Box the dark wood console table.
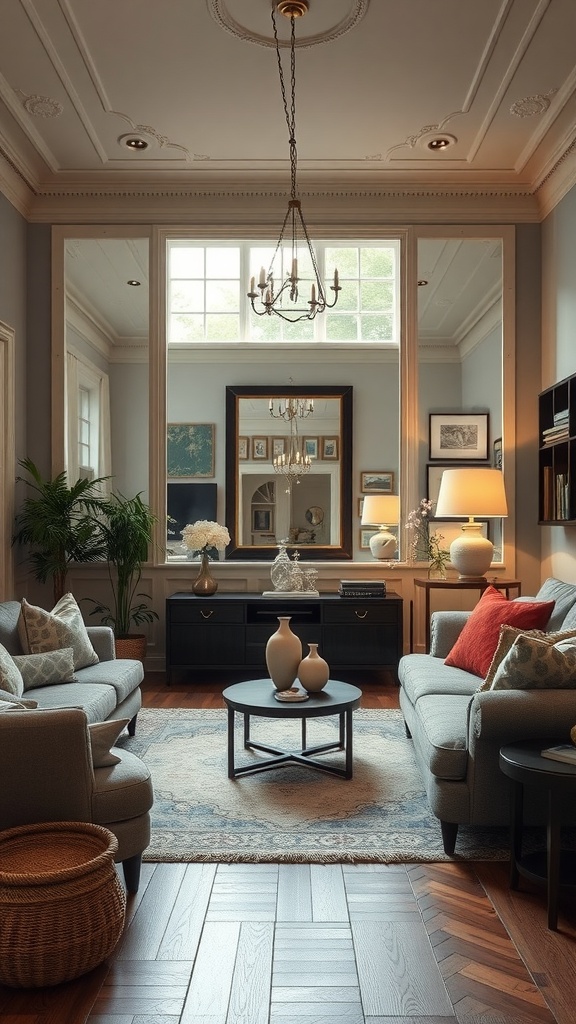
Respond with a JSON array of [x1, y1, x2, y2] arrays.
[[166, 591, 403, 683], [412, 577, 521, 653]]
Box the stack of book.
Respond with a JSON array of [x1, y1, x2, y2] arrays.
[[542, 409, 569, 445], [541, 744, 576, 765], [338, 579, 386, 598]]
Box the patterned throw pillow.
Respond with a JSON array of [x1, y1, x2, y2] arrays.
[[0, 642, 24, 696], [88, 719, 130, 767], [18, 594, 99, 671], [12, 648, 77, 690], [479, 625, 576, 691], [490, 634, 576, 690]]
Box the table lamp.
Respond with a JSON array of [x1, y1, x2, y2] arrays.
[[361, 494, 399, 560], [435, 467, 508, 579]]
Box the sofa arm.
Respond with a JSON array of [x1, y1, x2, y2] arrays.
[[469, 688, 576, 745], [86, 626, 116, 662], [429, 611, 471, 658]]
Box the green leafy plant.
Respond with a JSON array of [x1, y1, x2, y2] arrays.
[[13, 458, 108, 603], [84, 492, 158, 637]]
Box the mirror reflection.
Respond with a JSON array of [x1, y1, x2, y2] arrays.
[[226, 386, 352, 560]]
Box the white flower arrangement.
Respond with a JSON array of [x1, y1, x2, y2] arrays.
[[181, 520, 230, 558]]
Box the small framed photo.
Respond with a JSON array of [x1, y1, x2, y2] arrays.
[[304, 437, 319, 459], [359, 527, 378, 550], [358, 497, 365, 518], [493, 436, 502, 469], [252, 436, 269, 460], [361, 471, 394, 494], [238, 436, 249, 461], [270, 436, 286, 458], [429, 413, 489, 461], [321, 436, 339, 460], [426, 462, 469, 509], [252, 508, 273, 532]]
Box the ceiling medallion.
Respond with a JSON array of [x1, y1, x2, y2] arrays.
[[510, 91, 557, 118], [207, 0, 369, 48], [23, 94, 63, 118]]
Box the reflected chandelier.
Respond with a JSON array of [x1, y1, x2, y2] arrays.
[[247, 1, 341, 323], [273, 419, 312, 492]]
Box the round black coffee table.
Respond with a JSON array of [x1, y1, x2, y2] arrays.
[[222, 679, 362, 780]]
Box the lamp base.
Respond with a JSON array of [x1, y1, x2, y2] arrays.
[[369, 528, 397, 560], [449, 522, 494, 579]]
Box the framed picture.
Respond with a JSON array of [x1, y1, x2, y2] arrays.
[[304, 437, 319, 459], [321, 436, 339, 460], [429, 413, 489, 461], [361, 471, 394, 494], [493, 436, 502, 469], [238, 436, 249, 460], [426, 462, 469, 509], [358, 497, 365, 518], [167, 423, 215, 478], [359, 527, 378, 550], [270, 436, 286, 458], [251, 436, 269, 460], [252, 508, 273, 532], [431, 519, 489, 546]]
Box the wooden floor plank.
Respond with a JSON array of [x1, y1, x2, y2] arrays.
[[277, 863, 312, 921], [310, 863, 348, 921], [180, 920, 240, 1024], [227, 920, 274, 1024], [157, 862, 217, 961], [117, 863, 188, 961]]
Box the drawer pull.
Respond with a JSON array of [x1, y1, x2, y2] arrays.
[[200, 609, 214, 619], [355, 610, 368, 620]]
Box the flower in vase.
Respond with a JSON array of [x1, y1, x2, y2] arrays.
[[406, 498, 450, 572], [181, 520, 230, 559]]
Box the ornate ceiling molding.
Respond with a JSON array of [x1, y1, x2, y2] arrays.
[[207, 0, 369, 48]]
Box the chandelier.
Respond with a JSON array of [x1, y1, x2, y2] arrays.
[[269, 395, 314, 420], [273, 419, 312, 492], [247, 1, 341, 323]]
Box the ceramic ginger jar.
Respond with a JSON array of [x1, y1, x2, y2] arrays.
[[297, 643, 329, 692], [265, 616, 302, 690]]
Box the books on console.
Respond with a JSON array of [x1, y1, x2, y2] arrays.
[[338, 579, 386, 598], [540, 744, 576, 765]]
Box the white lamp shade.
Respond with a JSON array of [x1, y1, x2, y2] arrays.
[[361, 494, 400, 527], [435, 468, 507, 579]]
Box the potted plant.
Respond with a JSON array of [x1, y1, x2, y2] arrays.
[[13, 458, 108, 603], [84, 492, 158, 659]]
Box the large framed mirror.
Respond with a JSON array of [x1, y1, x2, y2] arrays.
[[226, 385, 353, 560]]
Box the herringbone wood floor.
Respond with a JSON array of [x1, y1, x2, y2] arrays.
[[1, 672, 575, 1024]]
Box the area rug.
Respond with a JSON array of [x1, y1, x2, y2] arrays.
[[118, 707, 521, 864]]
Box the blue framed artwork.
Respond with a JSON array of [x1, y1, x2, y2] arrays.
[[167, 423, 215, 477]]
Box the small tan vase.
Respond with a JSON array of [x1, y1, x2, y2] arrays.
[[265, 616, 302, 690], [192, 551, 218, 596], [297, 643, 329, 692]]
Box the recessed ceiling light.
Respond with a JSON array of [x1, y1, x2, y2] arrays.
[[118, 134, 149, 151], [427, 135, 456, 151], [418, 279, 428, 286], [127, 280, 141, 287]]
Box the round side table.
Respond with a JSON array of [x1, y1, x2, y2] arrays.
[[499, 741, 576, 930]]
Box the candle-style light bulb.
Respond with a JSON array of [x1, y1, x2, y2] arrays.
[[334, 268, 339, 289], [259, 267, 266, 287], [311, 283, 316, 304], [250, 276, 255, 294]]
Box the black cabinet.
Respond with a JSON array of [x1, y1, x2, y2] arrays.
[[166, 592, 403, 683]]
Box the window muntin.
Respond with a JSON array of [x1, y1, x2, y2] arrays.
[[167, 239, 400, 345]]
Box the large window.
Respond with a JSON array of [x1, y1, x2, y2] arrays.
[[167, 240, 400, 345]]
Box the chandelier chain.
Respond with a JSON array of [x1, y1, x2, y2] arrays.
[[272, 6, 298, 201]]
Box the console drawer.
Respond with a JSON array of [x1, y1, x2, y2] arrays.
[[323, 601, 398, 625], [169, 602, 245, 625]]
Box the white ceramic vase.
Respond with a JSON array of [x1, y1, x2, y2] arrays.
[[265, 616, 303, 691], [297, 643, 329, 692]]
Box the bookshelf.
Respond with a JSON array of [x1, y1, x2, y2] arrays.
[[538, 372, 576, 524]]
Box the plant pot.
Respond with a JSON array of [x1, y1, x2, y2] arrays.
[[115, 634, 147, 661]]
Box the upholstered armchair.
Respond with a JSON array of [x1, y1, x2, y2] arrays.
[[0, 707, 153, 892]]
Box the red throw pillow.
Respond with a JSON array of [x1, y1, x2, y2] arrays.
[[444, 586, 555, 678]]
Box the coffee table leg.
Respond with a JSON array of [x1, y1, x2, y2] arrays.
[[302, 717, 307, 750], [244, 713, 251, 749], [227, 708, 235, 779], [344, 709, 353, 779], [509, 779, 523, 889]]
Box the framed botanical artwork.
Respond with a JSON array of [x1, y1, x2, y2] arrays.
[[251, 436, 269, 460], [270, 436, 286, 458], [429, 413, 489, 461], [321, 436, 339, 460], [359, 527, 378, 550], [252, 508, 273, 532], [304, 437, 319, 459], [167, 423, 215, 478], [493, 436, 502, 469], [360, 471, 394, 494], [426, 462, 469, 509], [238, 436, 249, 460]]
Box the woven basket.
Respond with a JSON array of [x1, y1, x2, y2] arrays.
[[114, 634, 147, 661], [0, 821, 126, 988]]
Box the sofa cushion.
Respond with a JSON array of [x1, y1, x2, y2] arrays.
[[0, 689, 37, 708], [25, 681, 117, 722], [444, 586, 554, 678], [12, 648, 77, 690], [410, 693, 471, 780], [91, 748, 153, 824], [490, 634, 576, 690], [534, 577, 576, 631], [480, 624, 576, 691], [18, 594, 99, 670], [0, 602, 24, 655], [399, 653, 480, 705], [76, 658, 144, 703], [89, 718, 130, 767], [0, 642, 24, 696]]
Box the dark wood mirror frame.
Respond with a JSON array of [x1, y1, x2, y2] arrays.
[[225, 385, 353, 561]]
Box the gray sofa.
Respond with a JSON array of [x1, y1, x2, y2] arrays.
[[0, 599, 143, 730], [398, 578, 576, 854]]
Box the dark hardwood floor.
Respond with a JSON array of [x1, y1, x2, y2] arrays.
[[1, 671, 575, 1024]]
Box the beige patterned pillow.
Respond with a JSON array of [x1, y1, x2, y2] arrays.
[[88, 719, 130, 767], [0, 643, 24, 696], [18, 594, 99, 671], [12, 648, 77, 690], [490, 634, 576, 690], [479, 625, 576, 691]]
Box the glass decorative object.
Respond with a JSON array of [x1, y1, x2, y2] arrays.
[[270, 543, 292, 592]]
